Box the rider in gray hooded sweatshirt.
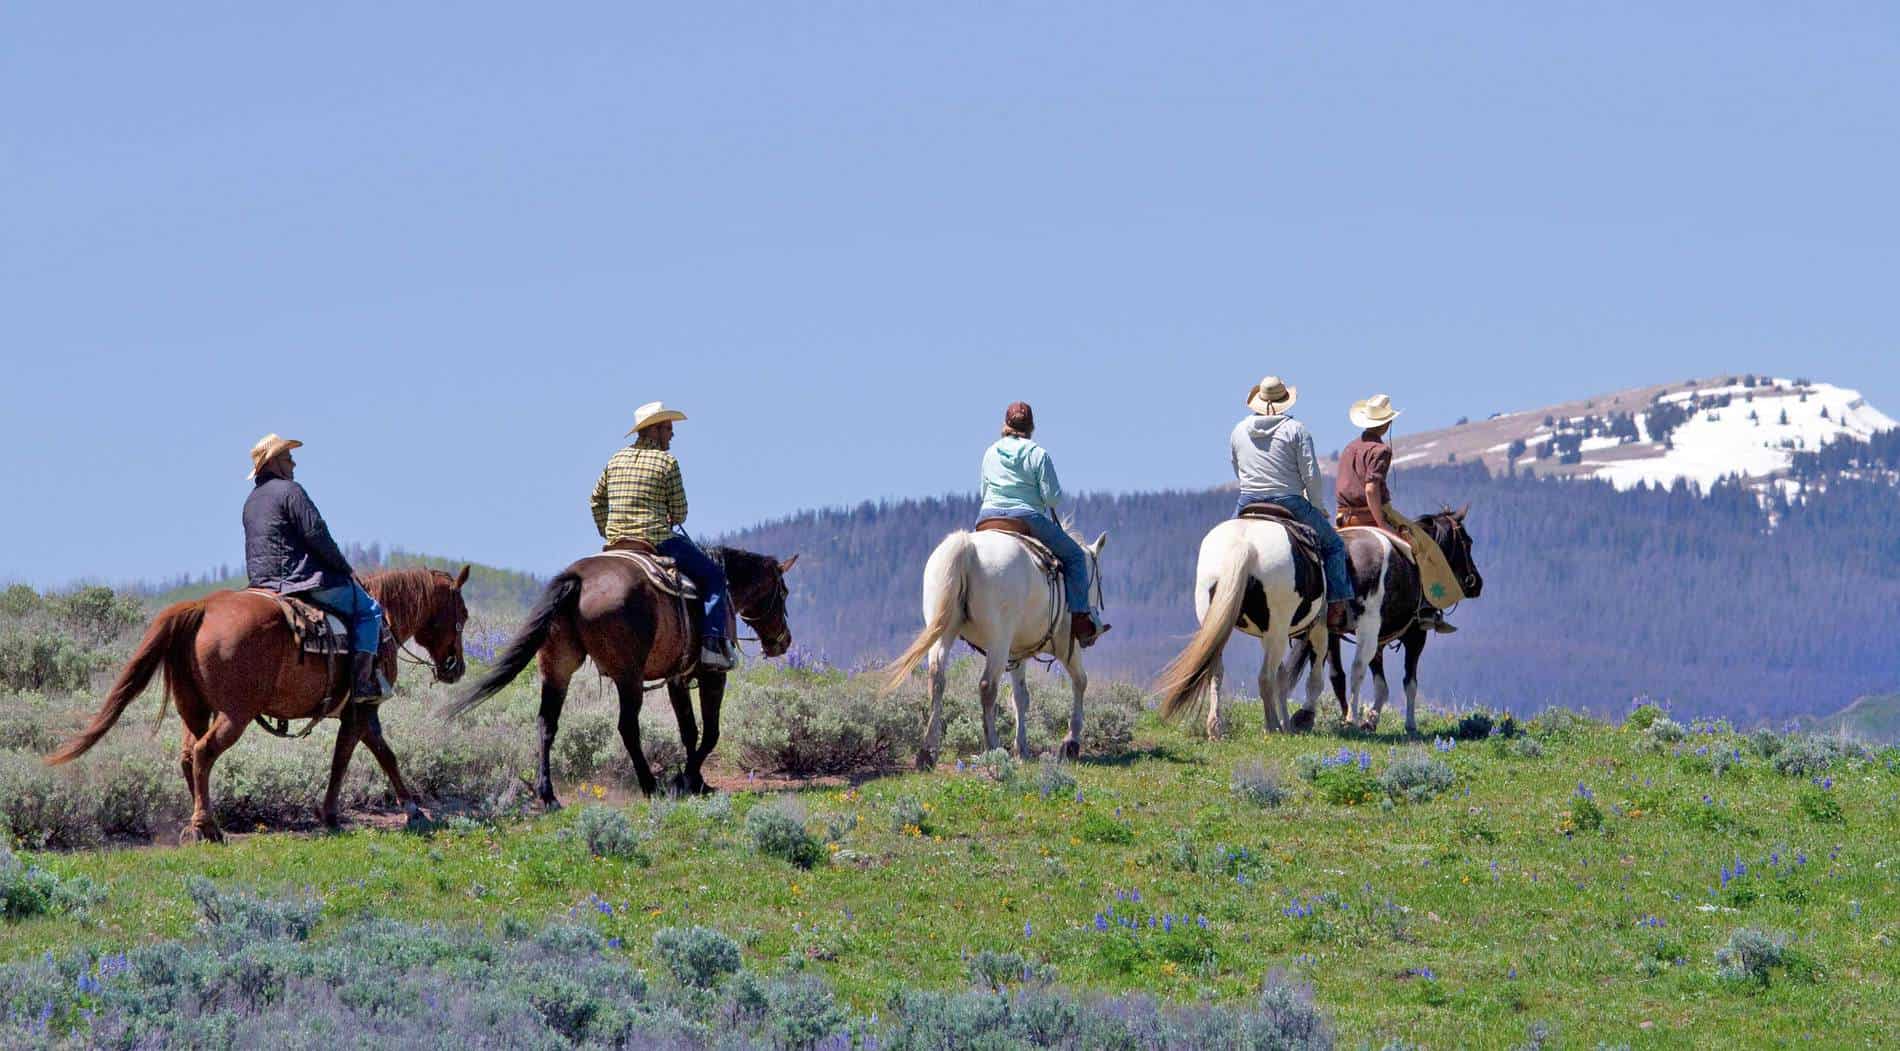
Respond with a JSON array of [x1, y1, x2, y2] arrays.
[[1229, 376, 1356, 630]]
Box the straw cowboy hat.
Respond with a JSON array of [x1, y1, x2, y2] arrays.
[[1246, 376, 1298, 415], [247, 433, 302, 479], [625, 401, 688, 436], [1349, 394, 1403, 430]]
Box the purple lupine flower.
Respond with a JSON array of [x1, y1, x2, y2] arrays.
[[1024, 922, 1033, 938], [1197, 915, 1209, 929], [1094, 913, 1108, 932]]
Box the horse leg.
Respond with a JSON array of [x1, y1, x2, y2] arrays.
[[1057, 651, 1087, 761], [977, 646, 1008, 754], [666, 679, 701, 796], [613, 677, 660, 797], [534, 645, 582, 811], [358, 708, 426, 826], [917, 640, 951, 770], [1008, 664, 1035, 759], [1259, 634, 1287, 733], [176, 698, 210, 804], [1326, 633, 1348, 720], [1367, 651, 1391, 731], [1347, 634, 1376, 729], [321, 705, 368, 829], [1285, 637, 1320, 732], [688, 671, 725, 794], [183, 713, 246, 844], [1401, 627, 1427, 735]]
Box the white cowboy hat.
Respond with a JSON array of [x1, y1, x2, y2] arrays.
[[1349, 394, 1403, 430], [1246, 376, 1298, 415], [625, 401, 688, 436], [247, 433, 302, 479]]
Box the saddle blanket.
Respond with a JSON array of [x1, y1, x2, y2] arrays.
[[587, 548, 701, 601], [1236, 503, 1322, 569]]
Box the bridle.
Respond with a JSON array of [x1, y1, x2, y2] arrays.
[[732, 569, 792, 654]]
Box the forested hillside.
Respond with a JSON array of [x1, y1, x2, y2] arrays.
[[726, 461, 1900, 725]]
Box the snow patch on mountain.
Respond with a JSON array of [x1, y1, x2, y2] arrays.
[[1588, 381, 1894, 491]]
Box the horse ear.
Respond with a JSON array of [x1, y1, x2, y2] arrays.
[[1091, 532, 1109, 555], [1454, 504, 1470, 522], [778, 554, 799, 574], [454, 564, 471, 590]]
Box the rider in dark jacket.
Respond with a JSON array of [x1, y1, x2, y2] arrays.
[[243, 434, 386, 700]]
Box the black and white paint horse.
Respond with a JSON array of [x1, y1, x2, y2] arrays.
[[1286, 507, 1484, 733], [1153, 510, 1331, 735]]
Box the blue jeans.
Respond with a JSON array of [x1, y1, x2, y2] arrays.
[[306, 582, 386, 655], [1235, 494, 1356, 603], [658, 535, 729, 641], [977, 508, 1092, 614]]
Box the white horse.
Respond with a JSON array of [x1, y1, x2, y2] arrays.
[[882, 524, 1107, 767], [1153, 515, 1330, 736]]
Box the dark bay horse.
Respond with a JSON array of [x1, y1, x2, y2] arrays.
[[46, 567, 472, 842], [1286, 508, 1484, 733], [448, 546, 795, 802]]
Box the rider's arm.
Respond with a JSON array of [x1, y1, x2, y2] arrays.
[[287, 483, 354, 576], [664, 457, 688, 526], [1297, 427, 1325, 508], [590, 466, 611, 538], [1363, 444, 1396, 532], [1367, 486, 1393, 532], [1035, 446, 1064, 511]]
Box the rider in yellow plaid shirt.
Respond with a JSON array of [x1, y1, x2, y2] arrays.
[[590, 401, 735, 670]]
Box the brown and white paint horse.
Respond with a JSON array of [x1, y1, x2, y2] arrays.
[[47, 567, 473, 842], [1286, 507, 1484, 733]]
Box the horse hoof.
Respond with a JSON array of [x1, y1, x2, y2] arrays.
[[403, 807, 432, 832], [320, 812, 342, 832], [915, 750, 937, 772], [180, 823, 223, 846], [1059, 738, 1081, 761], [540, 795, 563, 813], [1289, 709, 1315, 732]]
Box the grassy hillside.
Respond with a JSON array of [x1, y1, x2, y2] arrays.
[[2, 664, 1894, 1047]]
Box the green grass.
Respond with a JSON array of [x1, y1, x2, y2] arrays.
[[4, 700, 1896, 1048]]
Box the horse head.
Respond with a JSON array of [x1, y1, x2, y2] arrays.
[[397, 564, 472, 684], [719, 548, 798, 658], [1426, 506, 1483, 599]]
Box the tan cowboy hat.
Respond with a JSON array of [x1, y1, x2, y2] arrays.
[[625, 401, 688, 436], [1349, 394, 1403, 430], [1246, 376, 1298, 415], [247, 433, 302, 479]]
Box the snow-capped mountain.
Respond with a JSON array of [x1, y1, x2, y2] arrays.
[[1391, 375, 1895, 492]]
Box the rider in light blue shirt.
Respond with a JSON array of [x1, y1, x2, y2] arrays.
[[976, 402, 1108, 646]]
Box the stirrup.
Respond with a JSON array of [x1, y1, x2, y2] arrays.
[[698, 640, 736, 672]]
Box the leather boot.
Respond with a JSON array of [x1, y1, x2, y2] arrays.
[[1070, 612, 1109, 648], [350, 652, 385, 703], [1326, 601, 1351, 632]]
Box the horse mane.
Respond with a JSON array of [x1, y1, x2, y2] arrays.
[[363, 567, 447, 633]]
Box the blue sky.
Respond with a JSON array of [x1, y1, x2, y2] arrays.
[[4, 3, 1896, 585]]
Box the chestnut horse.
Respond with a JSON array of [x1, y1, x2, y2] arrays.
[[448, 546, 795, 801], [46, 567, 472, 842]]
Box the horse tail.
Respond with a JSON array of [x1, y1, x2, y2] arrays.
[[1154, 542, 1253, 722], [446, 571, 581, 718], [47, 600, 205, 766], [880, 532, 973, 695]]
